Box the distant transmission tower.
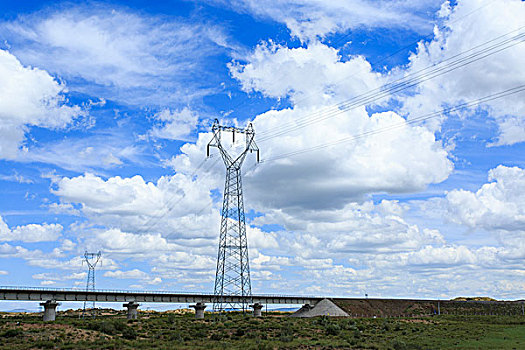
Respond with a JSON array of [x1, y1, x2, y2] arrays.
[[81, 251, 101, 319], [207, 119, 259, 313]]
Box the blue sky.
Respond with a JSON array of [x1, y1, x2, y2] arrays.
[[1, 0, 525, 311]]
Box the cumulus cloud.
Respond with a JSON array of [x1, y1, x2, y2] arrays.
[[3, 0, 522, 299], [0, 216, 62, 242], [401, 0, 525, 145], [446, 165, 525, 231], [76, 228, 216, 278], [229, 41, 383, 106], [0, 49, 84, 159], [149, 107, 200, 141], [406, 245, 477, 267], [172, 41, 454, 212], [0, 242, 110, 271], [52, 172, 218, 238], [254, 200, 445, 257], [1, 5, 232, 106]]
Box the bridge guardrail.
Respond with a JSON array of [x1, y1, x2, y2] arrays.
[[0, 286, 323, 300]]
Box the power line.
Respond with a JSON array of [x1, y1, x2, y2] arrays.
[[225, 1, 496, 121], [258, 84, 525, 163], [134, 155, 210, 232], [191, 161, 260, 218], [256, 27, 525, 141], [137, 155, 221, 235]]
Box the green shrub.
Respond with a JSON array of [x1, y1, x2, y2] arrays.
[[353, 329, 361, 339], [316, 316, 330, 326], [210, 332, 223, 340], [1, 328, 22, 338], [392, 339, 407, 350], [325, 323, 341, 336], [121, 326, 137, 340], [279, 326, 294, 342], [32, 340, 55, 349], [169, 331, 184, 342]]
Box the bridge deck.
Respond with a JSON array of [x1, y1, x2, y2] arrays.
[[0, 287, 320, 305]]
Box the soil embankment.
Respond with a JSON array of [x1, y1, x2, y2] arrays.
[[333, 298, 524, 317]]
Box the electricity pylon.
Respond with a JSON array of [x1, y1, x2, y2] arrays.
[[207, 119, 259, 313], [81, 251, 101, 319]]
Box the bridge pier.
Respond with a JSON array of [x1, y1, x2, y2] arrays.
[[190, 302, 206, 319], [40, 300, 59, 322], [250, 303, 264, 317], [123, 301, 139, 319]]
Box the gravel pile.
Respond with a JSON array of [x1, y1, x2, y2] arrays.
[[290, 299, 349, 318]]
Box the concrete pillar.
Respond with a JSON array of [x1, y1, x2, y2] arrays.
[[40, 300, 59, 322], [123, 301, 139, 320], [250, 303, 264, 317], [190, 302, 206, 319]]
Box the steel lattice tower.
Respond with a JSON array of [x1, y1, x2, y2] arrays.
[[81, 251, 101, 319], [207, 119, 259, 313]]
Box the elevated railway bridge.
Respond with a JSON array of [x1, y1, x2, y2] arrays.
[[3, 287, 521, 321], [0, 286, 321, 320]]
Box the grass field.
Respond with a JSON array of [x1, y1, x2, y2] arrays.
[[1, 311, 525, 349]]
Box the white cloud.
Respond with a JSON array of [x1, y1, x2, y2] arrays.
[[172, 41, 454, 213], [147, 277, 162, 285], [2, 0, 522, 300], [401, 0, 525, 145], [247, 226, 279, 249], [66, 272, 87, 280], [0, 172, 33, 184], [0, 49, 84, 159], [406, 245, 477, 266], [78, 228, 216, 274], [252, 108, 452, 210], [255, 201, 445, 258], [104, 269, 162, 288], [104, 269, 148, 279], [0, 270, 7, 275], [60, 239, 76, 251], [19, 132, 142, 172], [52, 172, 218, 238], [209, 0, 440, 40], [149, 107, 200, 141], [0, 242, 118, 271], [229, 41, 383, 106], [32, 272, 86, 281], [446, 165, 525, 231], [85, 229, 180, 254], [1, 5, 232, 106], [0, 216, 62, 242]]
